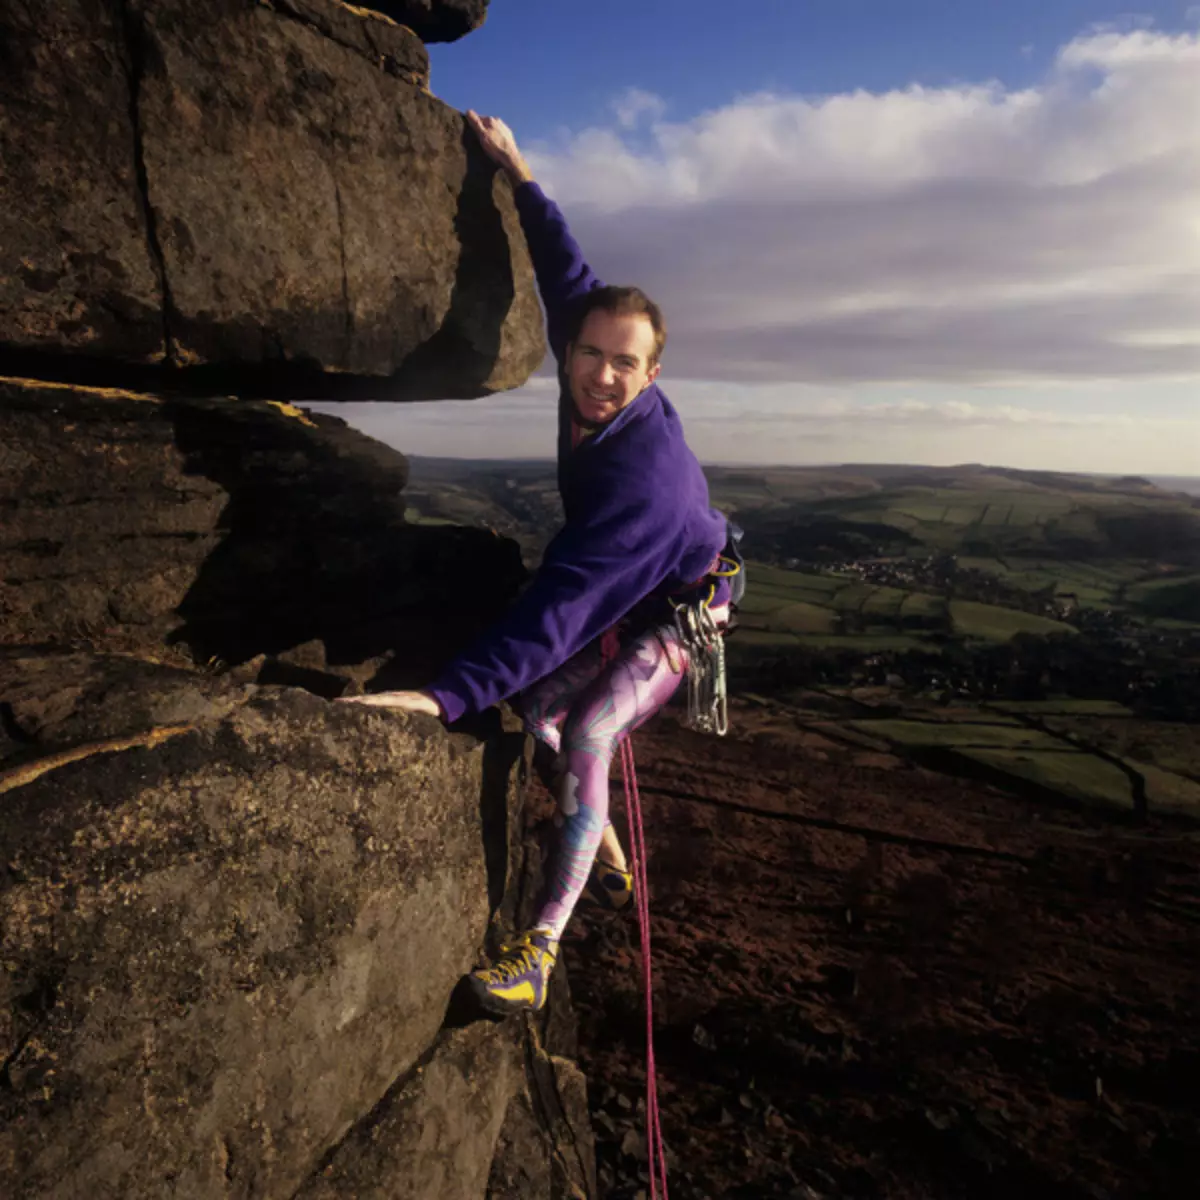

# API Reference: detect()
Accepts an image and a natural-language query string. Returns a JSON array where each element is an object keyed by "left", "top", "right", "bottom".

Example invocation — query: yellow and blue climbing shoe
[
  {"left": 583, "top": 859, "right": 634, "bottom": 912},
  {"left": 467, "top": 928, "right": 558, "bottom": 1015}
]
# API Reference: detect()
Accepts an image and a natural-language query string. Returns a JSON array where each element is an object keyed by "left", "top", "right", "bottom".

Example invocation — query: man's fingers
[{"left": 467, "top": 111, "right": 506, "bottom": 139}]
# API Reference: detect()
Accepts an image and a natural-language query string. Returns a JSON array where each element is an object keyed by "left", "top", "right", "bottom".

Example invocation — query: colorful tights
[{"left": 516, "top": 625, "right": 688, "bottom": 941}]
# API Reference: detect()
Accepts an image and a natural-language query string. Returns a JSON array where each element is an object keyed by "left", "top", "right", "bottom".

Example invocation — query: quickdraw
[{"left": 672, "top": 591, "right": 729, "bottom": 737}]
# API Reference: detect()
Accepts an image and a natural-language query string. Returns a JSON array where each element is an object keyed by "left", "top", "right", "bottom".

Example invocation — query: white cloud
[
  {"left": 311, "top": 377, "right": 1200, "bottom": 475},
  {"left": 316, "top": 25, "right": 1200, "bottom": 477},
  {"left": 522, "top": 28, "right": 1200, "bottom": 389},
  {"left": 611, "top": 87, "right": 666, "bottom": 130}
]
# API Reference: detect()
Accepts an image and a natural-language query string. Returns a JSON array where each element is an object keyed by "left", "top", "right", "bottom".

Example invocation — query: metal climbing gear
[{"left": 672, "top": 596, "right": 729, "bottom": 736}]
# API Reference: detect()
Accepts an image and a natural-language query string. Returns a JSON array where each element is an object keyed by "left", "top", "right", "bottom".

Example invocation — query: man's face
[{"left": 566, "top": 309, "right": 661, "bottom": 426}]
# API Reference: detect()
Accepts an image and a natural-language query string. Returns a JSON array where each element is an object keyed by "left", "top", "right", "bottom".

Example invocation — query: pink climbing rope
[
  {"left": 620, "top": 735, "right": 669, "bottom": 1200},
  {"left": 599, "top": 624, "right": 669, "bottom": 1199}
]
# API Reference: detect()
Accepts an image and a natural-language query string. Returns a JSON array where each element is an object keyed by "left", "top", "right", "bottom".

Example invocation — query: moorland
[{"left": 405, "top": 459, "right": 1200, "bottom": 824}]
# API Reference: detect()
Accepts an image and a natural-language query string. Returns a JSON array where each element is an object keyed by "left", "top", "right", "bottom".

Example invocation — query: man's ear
[{"left": 646, "top": 361, "right": 661, "bottom": 386}]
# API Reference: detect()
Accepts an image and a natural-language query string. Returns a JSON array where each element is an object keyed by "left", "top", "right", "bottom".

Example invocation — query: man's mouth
[{"left": 585, "top": 388, "right": 618, "bottom": 404}]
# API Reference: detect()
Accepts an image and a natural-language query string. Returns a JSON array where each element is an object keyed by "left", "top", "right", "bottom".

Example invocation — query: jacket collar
[{"left": 580, "top": 383, "right": 659, "bottom": 449}]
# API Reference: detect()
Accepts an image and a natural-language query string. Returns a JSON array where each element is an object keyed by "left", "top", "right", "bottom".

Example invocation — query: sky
[{"left": 319, "top": 1, "right": 1200, "bottom": 474}]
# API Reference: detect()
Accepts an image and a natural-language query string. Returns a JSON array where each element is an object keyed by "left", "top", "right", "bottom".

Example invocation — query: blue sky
[
  {"left": 328, "top": 2, "right": 1200, "bottom": 474},
  {"left": 430, "top": 1, "right": 1192, "bottom": 136}
]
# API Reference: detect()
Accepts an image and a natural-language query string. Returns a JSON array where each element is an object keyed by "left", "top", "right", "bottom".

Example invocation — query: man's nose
[{"left": 595, "top": 359, "right": 617, "bottom": 385}]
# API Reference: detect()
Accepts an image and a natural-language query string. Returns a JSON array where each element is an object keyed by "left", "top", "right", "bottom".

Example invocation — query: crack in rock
[
  {"left": 0, "top": 723, "right": 196, "bottom": 795},
  {"left": 116, "top": 0, "right": 177, "bottom": 367}
]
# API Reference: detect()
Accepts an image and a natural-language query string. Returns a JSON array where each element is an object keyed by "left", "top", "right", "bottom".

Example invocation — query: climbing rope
[
  {"left": 619, "top": 735, "right": 669, "bottom": 1200},
  {"left": 601, "top": 581, "right": 738, "bottom": 1194},
  {"left": 599, "top": 625, "right": 669, "bottom": 1199}
]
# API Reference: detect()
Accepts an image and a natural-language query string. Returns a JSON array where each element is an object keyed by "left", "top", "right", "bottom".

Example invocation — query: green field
[
  {"left": 1141, "top": 763, "right": 1200, "bottom": 816},
  {"left": 1125, "top": 574, "right": 1200, "bottom": 622},
  {"left": 986, "top": 699, "right": 1134, "bottom": 716},
  {"left": 849, "top": 720, "right": 1052, "bottom": 749},
  {"left": 956, "top": 558, "right": 1145, "bottom": 609},
  {"left": 949, "top": 600, "right": 1075, "bottom": 640},
  {"left": 962, "top": 747, "right": 1138, "bottom": 810},
  {"left": 737, "top": 562, "right": 1075, "bottom": 649},
  {"left": 704, "top": 463, "right": 1200, "bottom": 608},
  {"left": 835, "top": 711, "right": 1200, "bottom": 817}
]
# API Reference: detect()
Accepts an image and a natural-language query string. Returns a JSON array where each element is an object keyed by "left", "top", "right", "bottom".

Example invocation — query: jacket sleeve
[
  {"left": 514, "top": 182, "right": 605, "bottom": 362},
  {"left": 426, "top": 463, "right": 682, "bottom": 723}
]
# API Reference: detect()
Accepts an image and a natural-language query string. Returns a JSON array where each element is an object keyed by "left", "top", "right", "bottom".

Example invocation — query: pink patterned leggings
[{"left": 514, "top": 625, "right": 689, "bottom": 940}]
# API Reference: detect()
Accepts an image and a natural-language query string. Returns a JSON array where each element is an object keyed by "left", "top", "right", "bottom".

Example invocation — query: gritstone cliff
[{"left": 0, "top": 3, "right": 593, "bottom": 1196}]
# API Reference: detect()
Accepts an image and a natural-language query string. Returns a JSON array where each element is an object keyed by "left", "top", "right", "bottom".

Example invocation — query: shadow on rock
[{"left": 162, "top": 398, "right": 525, "bottom": 680}]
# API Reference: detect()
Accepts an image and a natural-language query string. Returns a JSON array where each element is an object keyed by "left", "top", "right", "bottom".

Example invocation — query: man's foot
[
  {"left": 583, "top": 859, "right": 634, "bottom": 912},
  {"left": 467, "top": 929, "right": 558, "bottom": 1015}
]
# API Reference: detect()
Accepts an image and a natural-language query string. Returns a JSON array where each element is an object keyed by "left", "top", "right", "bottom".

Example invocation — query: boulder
[
  {"left": 360, "top": 0, "right": 490, "bottom": 44},
  {"left": 0, "top": 370, "right": 597, "bottom": 1197},
  {"left": 295, "top": 1022, "right": 518, "bottom": 1198},
  {"left": 0, "top": 685, "right": 493, "bottom": 1196},
  {"left": 0, "top": 0, "right": 545, "bottom": 398},
  {"left": 0, "top": 649, "right": 595, "bottom": 1199},
  {"left": 0, "top": 0, "right": 163, "bottom": 362},
  {"left": 0, "top": 377, "right": 525, "bottom": 675},
  {"left": 487, "top": 1041, "right": 597, "bottom": 1200}
]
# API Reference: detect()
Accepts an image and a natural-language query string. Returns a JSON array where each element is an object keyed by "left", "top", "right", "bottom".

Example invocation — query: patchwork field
[
  {"left": 733, "top": 561, "right": 1077, "bottom": 651},
  {"left": 405, "top": 456, "right": 1200, "bottom": 822},
  {"left": 728, "top": 689, "right": 1200, "bottom": 820}
]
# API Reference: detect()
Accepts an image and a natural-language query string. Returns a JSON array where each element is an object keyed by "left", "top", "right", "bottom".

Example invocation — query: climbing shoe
[
  {"left": 583, "top": 859, "right": 634, "bottom": 912},
  {"left": 467, "top": 928, "right": 558, "bottom": 1015}
]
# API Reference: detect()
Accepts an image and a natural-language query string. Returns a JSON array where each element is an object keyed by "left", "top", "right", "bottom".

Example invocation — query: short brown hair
[{"left": 569, "top": 285, "right": 667, "bottom": 365}]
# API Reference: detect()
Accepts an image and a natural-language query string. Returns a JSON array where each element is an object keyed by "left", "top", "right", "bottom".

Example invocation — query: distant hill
[{"left": 404, "top": 458, "right": 1200, "bottom": 571}]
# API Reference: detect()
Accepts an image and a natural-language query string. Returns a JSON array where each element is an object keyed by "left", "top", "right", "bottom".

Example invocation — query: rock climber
[{"left": 341, "top": 111, "right": 741, "bottom": 1015}]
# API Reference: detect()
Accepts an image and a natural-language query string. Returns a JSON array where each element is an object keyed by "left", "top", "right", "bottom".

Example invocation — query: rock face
[
  {"left": 364, "top": 0, "right": 490, "bottom": 44},
  {"left": 2, "top": 1, "right": 593, "bottom": 1192},
  {"left": 0, "top": 377, "right": 524, "bottom": 674},
  {"left": 1, "top": 686, "right": 488, "bottom": 1196},
  {"left": 0, "top": 1, "right": 163, "bottom": 363},
  {"left": 0, "top": 370, "right": 595, "bottom": 1197},
  {"left": 0, "top": 0, "right": 544, "bottom": 398},
  {"left": 0, "top": 670, "right": 593, "bottom": 1198}
]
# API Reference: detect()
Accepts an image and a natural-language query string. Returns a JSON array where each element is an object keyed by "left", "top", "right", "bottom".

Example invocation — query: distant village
[
  {"left": 746, "top": 553, "right": 1200, "bottom": 721},
  {"left": 782, "top": 551, "right": 1090, "bottom": 620}
]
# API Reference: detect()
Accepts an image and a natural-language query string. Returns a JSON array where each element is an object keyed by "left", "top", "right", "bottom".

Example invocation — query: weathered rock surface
[
  {"left": 1, "top": 3, "right": 595, "bottom": 1188},
  {"left": 0, "top": 377, "right": 525, "bottom": 674},
  {"left": 0, "top": 369, "right": 595, "bottom": 1197},
  {"left": 363, "top": 0, "right": 490, "bottom": 44},
  {"left": 487, "top": 1039, "right": 597, "bottom": 1200},
  {"left": 0, "top": 655, "right": 594, "bottom": 1198},
  {"left": 0, "top": 0, "right": 544, "bottom": 398},
  {"left": 297, "top": 1022, "right": 520, "bottom": 1199},
  {"left": 0, "top": 685, "right": 491, "bottom": 1196},
  {"left": 0, "top": 0, "right": 163, "bottom": 362}
]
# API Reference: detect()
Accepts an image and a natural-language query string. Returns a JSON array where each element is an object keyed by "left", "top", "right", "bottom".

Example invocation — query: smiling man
[
  {"left": 343, "top": 111, "right": 741, "bottom": 1015},
  {"left": 567, "top": 288, "right": 662, "bottom": 426}
]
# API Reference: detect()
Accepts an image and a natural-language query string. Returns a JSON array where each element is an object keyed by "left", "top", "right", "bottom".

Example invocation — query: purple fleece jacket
[{"left": 426, "top": 182, "right": 729, "bottom": 723}]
